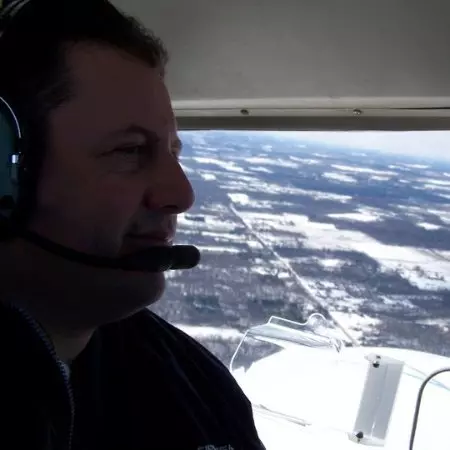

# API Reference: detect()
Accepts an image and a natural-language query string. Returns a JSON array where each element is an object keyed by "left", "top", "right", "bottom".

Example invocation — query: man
[{"left": 0, "top": 1, "right": 265, "bottom": 449}]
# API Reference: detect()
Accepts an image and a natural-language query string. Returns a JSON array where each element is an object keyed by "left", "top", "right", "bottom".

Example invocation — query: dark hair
[{"left": 0, "top": 0, "right": 168, "bottom": 226}]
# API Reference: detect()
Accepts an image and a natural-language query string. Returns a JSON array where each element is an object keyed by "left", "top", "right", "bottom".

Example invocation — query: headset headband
[{"left": 0, "top": 0, "right": 32, "bottom": 29}]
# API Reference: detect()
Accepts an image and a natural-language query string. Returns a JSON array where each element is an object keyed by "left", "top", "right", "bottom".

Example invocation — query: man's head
[{"left": 0, "top": 0, "right": 195, "bottom": 330}]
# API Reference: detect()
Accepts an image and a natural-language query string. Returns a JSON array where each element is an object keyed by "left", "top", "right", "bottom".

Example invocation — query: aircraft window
[{"left": 151, "top": 130, "right": 450, "bottom": 364}]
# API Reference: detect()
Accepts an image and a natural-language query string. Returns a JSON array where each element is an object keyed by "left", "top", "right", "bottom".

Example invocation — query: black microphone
[
  {"left": 22, "top": 229, "right": 201, "bottom": 272},
  {"left": 0, "top": 217, "right": 201, "bottom": 272}
]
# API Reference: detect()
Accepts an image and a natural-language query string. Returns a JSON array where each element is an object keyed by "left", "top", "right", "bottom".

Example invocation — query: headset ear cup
[{"left": 0, "top": 98, "right": 20, "bottom": 221}]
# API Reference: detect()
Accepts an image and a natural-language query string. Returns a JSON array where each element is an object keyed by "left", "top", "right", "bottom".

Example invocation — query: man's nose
[{"left": 142, "top": 154, "right": 195, "bottom": 214}]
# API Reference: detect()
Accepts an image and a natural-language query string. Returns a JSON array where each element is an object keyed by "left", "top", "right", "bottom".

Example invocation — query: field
[{"left": 151, "top": 131, "right": 450, "bottom": 364}]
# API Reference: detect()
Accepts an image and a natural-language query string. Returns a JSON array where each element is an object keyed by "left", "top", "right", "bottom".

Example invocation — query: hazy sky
[{"left": 285, "top": 131, "right": 450, "bottom": 162}]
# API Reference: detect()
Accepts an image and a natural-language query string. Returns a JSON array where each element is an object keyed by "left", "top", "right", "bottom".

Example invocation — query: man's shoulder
[
  {"left": 121, "top": 308, "right": 235, "bottom": 379},
  {"left": 112, "top": 309, "right": 256, "bottom": 411},
  {"left": 96, "top": 310, "right": 264, "bottom": 450},
  {"left": 102, "top": 309, "right": 265, "bottom": 449}
]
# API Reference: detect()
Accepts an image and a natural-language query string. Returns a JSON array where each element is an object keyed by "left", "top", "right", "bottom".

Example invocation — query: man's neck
[
  {"left": 10, "top": 299, "right": 94, "bottom": 363},
  {"left": 46, "top": 328, "right": 94, "bottom": 363},
  {"left": 0, "top": 237, "right": 154, "bottom": 362},
  {"left": 0, "top": 240, "right": 96, "bottom": 362}
]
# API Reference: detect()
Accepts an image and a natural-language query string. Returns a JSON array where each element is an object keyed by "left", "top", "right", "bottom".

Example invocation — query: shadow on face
[{"left": 7, "top": 42, "right": 196, "bottom": 327}]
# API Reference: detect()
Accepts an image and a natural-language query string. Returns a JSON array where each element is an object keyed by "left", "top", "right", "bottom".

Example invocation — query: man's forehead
[
  {"left": 56, "top": 43, "right": 176, "bottom": 143},
  {"left": 69, "top": 44, "right": 171, "bottom": 112}
]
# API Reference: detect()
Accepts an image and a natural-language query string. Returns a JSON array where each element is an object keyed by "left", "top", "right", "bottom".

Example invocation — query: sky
[{"left": 285, "top": 131, "right": 450, "bottom": 163}]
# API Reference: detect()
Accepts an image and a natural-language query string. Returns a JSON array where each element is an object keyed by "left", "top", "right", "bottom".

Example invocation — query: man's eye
[
  {"left": 115, "top": 145, "right": 147, "bottom": 156},
  {"left": 114, "top": 144, "right": 156, "bottom": 164},
  {"left": 103, "top": 144, "right": 156, "bottom": 173}
]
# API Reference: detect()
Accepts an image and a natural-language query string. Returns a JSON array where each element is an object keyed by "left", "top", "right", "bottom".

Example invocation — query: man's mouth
[{"left": 125, "top": 233, "right": 174, "bottom": 247}]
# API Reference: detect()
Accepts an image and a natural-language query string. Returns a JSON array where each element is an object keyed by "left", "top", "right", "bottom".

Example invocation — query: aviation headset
[{"left": 0, "top": 0, "right": 200, "bottom": 272}]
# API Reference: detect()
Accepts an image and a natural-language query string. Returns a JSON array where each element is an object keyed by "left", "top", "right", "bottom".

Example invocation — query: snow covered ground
[{"left": 153, "top": 130, "right": 450, "bottom": 363}]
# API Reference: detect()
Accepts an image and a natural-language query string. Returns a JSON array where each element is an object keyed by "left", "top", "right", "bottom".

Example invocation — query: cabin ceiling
[{"left": 111, "top": 0, "right": 450, "bottom": 130}]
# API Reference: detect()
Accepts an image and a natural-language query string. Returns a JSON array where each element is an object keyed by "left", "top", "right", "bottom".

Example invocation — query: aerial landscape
[{"left": 150, "top": 130, "right": 450, "bottom": 365}]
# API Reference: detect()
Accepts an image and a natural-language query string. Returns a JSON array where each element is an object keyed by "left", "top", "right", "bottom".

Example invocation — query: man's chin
[
  {"left": 128, "top": 270, "right": 166, "bottom": 303},
  {"left": 91, "top": 270, "right": 167, "bottom": 325}
]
